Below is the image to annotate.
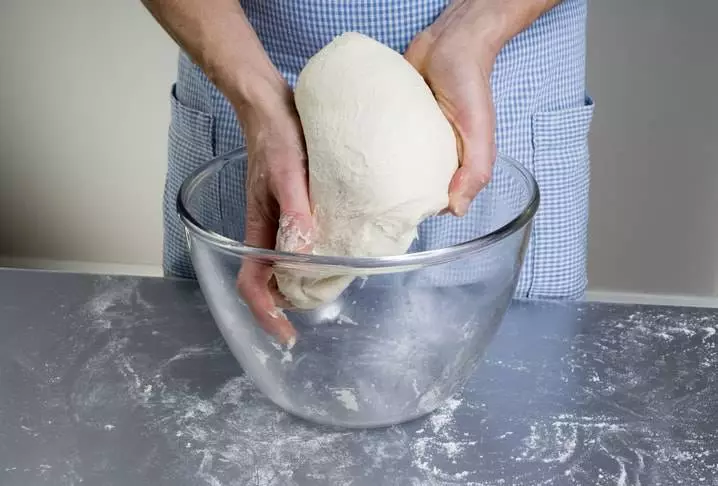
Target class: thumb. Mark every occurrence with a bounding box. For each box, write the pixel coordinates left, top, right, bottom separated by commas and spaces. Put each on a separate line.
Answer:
273, 166, 315, 253
237, 199, 297, 346
404, 31, 433, 72
440, 81, 496, 217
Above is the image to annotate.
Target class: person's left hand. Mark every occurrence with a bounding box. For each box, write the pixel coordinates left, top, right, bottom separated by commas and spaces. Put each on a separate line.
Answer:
404, 1, 500, 217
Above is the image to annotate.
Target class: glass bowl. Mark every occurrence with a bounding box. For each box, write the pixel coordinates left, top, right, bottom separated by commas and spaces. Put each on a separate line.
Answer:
178, 147, 539, 428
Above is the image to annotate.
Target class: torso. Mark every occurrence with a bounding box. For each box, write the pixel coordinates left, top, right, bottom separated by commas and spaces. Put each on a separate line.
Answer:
167, 0, 595, 299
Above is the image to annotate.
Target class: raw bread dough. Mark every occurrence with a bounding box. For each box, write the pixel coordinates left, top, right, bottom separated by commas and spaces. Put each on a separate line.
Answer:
274, 32, 458, 309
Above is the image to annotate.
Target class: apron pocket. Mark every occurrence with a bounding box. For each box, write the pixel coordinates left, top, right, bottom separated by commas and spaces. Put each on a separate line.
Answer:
169, 83, 215, 161
163, 83, 218, 278
528, 96, 595, 299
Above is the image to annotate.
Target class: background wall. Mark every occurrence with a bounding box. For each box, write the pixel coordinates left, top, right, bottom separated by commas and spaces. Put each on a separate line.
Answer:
1, 0, 717, 301
585, 0, 718, 300
0, 0, 175, 275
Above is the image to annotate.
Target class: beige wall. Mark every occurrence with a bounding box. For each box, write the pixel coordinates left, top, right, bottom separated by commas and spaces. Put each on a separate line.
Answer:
1, 0, 717, 299
0, 0, 176, 270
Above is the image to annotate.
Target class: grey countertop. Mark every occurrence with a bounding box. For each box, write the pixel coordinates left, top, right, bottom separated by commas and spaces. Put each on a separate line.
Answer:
0, 268, 717, 486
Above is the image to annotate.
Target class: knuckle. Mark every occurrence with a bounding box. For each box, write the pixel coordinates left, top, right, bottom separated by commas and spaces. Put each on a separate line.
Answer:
278, 209, 308, 226
472, 164, 493, 187
244, 212, 265, 240
459, 161, 493, 197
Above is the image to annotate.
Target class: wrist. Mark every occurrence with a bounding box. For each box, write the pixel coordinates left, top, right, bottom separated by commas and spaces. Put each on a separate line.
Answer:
227, 67, 293, 123
226, 68, 298, 148
193, 12, 292, 121
204, 50, 290, 118
472, 13, 512, 60
461, 0, 558, 56
422, 0, 506, 70
463, 1, 514, 61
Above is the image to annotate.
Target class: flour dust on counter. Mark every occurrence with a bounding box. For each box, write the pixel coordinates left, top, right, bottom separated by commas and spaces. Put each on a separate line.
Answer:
2, 270, 718, 485
67, 333, 483, 485
479, 303, 718, 485
0, 272, 483, 485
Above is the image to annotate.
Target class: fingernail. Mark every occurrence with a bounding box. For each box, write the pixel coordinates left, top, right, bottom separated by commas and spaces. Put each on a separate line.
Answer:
278, 328, 297, 348
268, 308, 287, 320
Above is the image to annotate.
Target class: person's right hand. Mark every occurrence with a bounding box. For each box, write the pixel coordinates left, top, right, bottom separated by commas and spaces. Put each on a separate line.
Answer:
233, 82, 314, 347
140, 0, 313, 346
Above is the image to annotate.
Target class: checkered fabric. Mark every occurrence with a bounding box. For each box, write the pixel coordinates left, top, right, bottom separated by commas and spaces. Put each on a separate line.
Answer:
163, 0, 594, 300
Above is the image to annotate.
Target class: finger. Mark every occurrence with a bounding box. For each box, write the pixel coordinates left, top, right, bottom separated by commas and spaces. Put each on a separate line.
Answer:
237, 204, 297, 346
438, 80, 496, 217
271, 170, 315, 311
237, 262, 297, 346
276, 212, 314, 253
447, 137, 494, 217
272, 162, 315, 254
266, 141, 311, 217
268, 274, 294, 309
237, 262, 297, 347
404, 32, 433, 71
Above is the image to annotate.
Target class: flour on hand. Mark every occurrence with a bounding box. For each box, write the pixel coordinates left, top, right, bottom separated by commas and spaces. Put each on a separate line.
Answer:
274, 32, 458, 309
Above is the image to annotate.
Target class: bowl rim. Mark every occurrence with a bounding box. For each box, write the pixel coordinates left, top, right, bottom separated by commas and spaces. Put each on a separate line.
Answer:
177, 147, 540, 269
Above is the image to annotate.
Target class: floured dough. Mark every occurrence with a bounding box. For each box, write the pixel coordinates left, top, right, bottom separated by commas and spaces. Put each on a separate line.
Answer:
274, 32, 458, 309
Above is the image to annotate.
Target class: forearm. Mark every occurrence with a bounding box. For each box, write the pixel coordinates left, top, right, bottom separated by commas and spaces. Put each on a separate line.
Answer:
140, 0, 289, 113
465, 0, 563, 54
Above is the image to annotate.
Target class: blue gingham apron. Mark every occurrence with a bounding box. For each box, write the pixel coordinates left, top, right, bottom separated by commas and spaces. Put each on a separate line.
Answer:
164, 0, 594, 300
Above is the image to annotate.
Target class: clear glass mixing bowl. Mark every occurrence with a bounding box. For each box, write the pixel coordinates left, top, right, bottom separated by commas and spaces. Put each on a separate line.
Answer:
178, 147, 539, 428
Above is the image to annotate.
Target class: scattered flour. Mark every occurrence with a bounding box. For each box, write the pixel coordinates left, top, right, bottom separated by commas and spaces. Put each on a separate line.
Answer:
82, 277, 153, 330
336, 314, 359, 326
65, 284, 718, 486
516, 421, 579, 464
269, 341, 293, 364
429, 396, 462, 434
411, 396, 476, 482
71, 334, 484, 485
252, 346, 270, 366
702, 327, 716, 341
333, 389, 359, 412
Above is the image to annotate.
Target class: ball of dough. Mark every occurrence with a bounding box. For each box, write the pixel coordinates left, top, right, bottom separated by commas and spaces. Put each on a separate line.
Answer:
274, 32, 458, 309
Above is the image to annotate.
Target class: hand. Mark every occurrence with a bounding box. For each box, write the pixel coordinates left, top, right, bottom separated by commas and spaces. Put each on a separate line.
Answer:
233, 83, 314, 347
405, 1, 500, 217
